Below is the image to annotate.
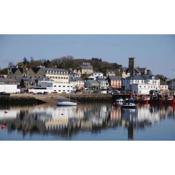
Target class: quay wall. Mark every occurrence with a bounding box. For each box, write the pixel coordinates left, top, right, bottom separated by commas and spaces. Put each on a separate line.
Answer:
64, 93, 113, 102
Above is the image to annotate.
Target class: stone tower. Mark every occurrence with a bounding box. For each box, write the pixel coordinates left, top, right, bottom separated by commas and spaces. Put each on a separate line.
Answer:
128, 57, 135, 76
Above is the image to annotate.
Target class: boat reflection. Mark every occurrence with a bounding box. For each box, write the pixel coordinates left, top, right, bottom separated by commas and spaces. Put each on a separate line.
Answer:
0, 103, 175, 139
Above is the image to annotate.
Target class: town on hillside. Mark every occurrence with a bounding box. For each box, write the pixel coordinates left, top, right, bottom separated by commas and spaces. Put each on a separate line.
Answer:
0, 57, 175, 99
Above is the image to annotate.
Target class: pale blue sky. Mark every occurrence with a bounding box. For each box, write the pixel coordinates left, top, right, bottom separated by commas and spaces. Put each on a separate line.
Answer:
0, 35, 175, 78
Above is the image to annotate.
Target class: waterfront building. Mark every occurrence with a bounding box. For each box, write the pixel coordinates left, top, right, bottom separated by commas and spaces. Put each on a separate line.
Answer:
84, 80, 99, 90
88, 72, 104, 80
80, 62, 93, 75
123, 75, 161, 95
107, 76, 122, 89
8, 66, 69, 84
97, 78, 109, 90
30, 80, 74, 94
0, 83, 20, 94
69, 77, 84, 90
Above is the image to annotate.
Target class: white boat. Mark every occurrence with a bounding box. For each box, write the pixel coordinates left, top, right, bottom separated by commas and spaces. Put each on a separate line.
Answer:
57, 101, 77, 106
122, 99, 136, 109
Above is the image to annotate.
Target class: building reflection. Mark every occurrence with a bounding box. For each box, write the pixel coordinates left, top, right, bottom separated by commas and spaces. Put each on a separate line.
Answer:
0, 103, 175, 139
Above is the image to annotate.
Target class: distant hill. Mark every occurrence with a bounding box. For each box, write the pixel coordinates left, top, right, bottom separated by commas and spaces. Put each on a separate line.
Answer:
0, 56, 122, 75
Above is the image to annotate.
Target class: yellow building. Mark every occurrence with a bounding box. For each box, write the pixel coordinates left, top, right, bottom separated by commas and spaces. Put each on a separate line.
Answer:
45, 68, 69, 83
80, 62, 93, 75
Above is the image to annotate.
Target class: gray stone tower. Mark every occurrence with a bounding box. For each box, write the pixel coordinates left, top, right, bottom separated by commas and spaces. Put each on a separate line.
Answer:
128, 57, 135, 76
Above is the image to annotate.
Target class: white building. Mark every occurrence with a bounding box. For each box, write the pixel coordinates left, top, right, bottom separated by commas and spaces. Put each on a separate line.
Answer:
123, 75, 161, 95
130, 84, 160, 95
52, 82, 74, 93
70, 78, 84, 90
29, 80, 74, 94
0, 84, 20, 94
97, 78, 109, 90
88, 72, 104, 80
106, 71, 116, 77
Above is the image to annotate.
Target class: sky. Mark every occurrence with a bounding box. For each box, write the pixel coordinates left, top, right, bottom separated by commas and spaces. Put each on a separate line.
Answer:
0, 35, 175, 78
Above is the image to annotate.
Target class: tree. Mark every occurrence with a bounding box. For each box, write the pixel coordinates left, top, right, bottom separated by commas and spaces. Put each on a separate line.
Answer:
155, 74, 168, 84
8, 62, 14, 68
23, 57, 29, 67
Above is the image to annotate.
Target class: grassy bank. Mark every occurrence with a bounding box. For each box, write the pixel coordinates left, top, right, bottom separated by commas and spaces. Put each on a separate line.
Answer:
65, 93, 113, 102
0, 96, 45, 107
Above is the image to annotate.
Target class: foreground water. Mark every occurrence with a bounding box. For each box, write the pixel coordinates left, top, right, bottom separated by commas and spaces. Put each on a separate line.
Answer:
0, 103, 175, 140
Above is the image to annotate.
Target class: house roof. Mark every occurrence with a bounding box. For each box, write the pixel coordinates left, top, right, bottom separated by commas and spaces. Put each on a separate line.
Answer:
125, 75, 158, 80
80, 62, 93, 69
0, 78, 17, 84
31, 67, 41, 73
108, 76, 121, 80
70, 77, 83, 81
11, 67, 24, 74
85, 80, 99, 86
44, 68, 68, 72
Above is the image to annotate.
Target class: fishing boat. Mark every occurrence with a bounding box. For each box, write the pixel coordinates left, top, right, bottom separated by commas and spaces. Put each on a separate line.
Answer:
121, 99, 136, 109
57, 100, 77, 106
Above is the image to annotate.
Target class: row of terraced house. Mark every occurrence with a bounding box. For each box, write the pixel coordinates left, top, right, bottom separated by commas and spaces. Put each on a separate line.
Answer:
0, 58, 171, 95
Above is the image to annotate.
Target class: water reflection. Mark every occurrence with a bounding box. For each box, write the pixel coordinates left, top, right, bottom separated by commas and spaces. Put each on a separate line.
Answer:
0, 104, 175, 140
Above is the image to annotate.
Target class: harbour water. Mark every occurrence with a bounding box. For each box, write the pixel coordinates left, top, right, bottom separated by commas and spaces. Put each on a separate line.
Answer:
0, 103, 175, 140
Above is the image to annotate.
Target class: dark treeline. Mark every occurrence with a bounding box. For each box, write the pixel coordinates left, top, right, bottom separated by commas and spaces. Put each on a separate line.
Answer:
0, 56, 122, 75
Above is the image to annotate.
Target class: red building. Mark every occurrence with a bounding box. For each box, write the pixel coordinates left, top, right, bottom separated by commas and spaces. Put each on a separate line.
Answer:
108, 76, 122, 89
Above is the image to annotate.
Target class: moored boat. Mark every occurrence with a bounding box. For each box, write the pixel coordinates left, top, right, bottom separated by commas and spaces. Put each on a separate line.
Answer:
121, 99, 136, 109
57, 101, 77, 106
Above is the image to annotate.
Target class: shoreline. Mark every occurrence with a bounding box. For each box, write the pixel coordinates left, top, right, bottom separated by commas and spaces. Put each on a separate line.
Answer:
0, 93, 113, 107
1, 93, 174, 107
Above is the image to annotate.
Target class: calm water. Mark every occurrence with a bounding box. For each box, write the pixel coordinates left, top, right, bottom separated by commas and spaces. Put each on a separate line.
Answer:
0, 103, 175, 140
